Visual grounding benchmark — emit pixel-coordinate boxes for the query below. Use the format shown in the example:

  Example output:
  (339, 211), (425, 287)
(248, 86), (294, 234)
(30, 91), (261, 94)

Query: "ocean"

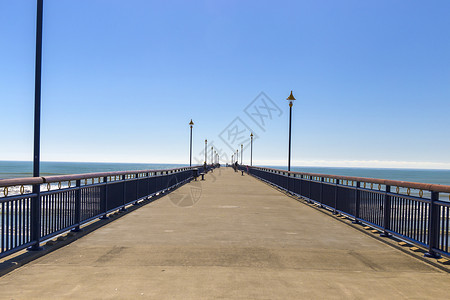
(1, 161), (450, 187)
(0, 161), (188, 180)
(265, 166), (450, 186)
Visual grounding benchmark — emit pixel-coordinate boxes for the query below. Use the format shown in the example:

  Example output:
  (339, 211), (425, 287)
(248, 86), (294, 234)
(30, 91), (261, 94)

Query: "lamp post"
(205, 139), (207, 164)
(30, 0), (44, 251)
(250, 133), (253, 166)
(236, 149), (239, 164)
(211, 146), (213, 165)
(189, 119), (194, 166)
(286, 91), (296, 173)
(241, 144), (243, 165)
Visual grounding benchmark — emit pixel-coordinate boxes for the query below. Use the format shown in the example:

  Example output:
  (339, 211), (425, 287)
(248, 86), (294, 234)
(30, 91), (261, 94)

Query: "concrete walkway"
(1, 168), (449, 299)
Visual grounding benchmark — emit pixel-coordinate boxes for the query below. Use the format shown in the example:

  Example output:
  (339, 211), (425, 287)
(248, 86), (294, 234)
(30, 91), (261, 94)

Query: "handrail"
(0, 164), (207, 259)
(250, 166), (450, 193)
(245, 165), (450, 258)
(0, 177), (44, 187)
(0, 165), (202, 187)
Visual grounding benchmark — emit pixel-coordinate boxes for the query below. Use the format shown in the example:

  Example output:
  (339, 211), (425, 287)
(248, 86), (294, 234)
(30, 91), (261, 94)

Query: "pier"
(1, 167), (450, 298)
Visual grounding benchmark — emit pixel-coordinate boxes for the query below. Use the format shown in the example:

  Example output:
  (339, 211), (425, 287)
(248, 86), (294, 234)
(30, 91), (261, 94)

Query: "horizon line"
(2, 159), (450, 171)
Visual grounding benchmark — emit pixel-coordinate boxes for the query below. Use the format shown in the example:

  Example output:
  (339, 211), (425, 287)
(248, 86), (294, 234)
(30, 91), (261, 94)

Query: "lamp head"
(286, 90), (296, 101)
(189, 119), (194, 127)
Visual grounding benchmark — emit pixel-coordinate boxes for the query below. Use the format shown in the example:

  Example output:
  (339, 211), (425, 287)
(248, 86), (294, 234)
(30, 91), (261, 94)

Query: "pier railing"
(0, 165), (206, 259)
(244, 166), (450, 258)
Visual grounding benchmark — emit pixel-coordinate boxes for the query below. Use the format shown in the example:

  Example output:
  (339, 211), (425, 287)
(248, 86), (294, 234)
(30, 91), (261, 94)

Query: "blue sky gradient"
(1, 0), (449, 168)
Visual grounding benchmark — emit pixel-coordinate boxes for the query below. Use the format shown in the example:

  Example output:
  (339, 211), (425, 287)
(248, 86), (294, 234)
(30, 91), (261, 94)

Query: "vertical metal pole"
(241, 144), (243, 165)
(100, 177), (109, 219)
(72, 179), (81, 232)
(121, 174), (127, 211)
(381, 185), (391, 237)
(211, 147), (213, 165)
(288, 102), (292, 173)
(425, 191), (441, 258)
(333, 179), (339, 214)
(308, 176), (311, 200)
(146, 172), (150, 199)
(319, 177), (324, 208)
(250, 136), (253, 166)
(29, 0), (44, 251)
(352, 182), (361, 224)
(205, 140), (207, 164)
(189, 126), (193, 167)
(299, 174), (303, 197)
(134, 173), (139, 205)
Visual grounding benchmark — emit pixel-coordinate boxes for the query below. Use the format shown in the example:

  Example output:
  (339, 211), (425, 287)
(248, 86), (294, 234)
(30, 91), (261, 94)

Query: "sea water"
(2, 161), (450, 186)
(0, 161), (188, 180)
(268, 166), (450, 186)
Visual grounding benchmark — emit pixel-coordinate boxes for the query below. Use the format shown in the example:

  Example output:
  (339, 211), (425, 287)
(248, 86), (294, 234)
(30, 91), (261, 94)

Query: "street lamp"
(30, 0), (44, 251)
(250, 133), (253, 166)
(236, 149), (239, 164)
(205, 139), (207, 164)
(286, 90), (296, 173)
(241, 144), (243, 165)
(189, 119), (194, 166)
(211, 146), (213, 165)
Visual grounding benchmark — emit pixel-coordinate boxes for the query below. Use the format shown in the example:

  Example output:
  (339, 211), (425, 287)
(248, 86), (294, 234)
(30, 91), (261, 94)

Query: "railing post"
(28, 183), (43, 251)
(286, 172), (290, 193)
(308, 176), (312, 202)
(72, 179), (81, 232)
(99, 176), (109, 220)
(299, 174), (303, 197)
(380, 185), (391, 237)
(352, 182), (361, 224)
(146, 172), (150, 199)
(425, 191), (441, 258)
(319, 177), (324, 208)
(134, 173), (139, 205)
(121, 174), (127, 211)
(333, 179), (339, 214)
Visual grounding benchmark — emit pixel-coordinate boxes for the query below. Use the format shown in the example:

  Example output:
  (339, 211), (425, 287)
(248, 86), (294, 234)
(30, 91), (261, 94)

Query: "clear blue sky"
(1, 0), (449, 168)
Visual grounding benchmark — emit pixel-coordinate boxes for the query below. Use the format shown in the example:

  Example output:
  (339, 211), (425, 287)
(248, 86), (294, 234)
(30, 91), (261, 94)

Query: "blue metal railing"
(243, 165), (450, 258)
(0, 165), (208, 259)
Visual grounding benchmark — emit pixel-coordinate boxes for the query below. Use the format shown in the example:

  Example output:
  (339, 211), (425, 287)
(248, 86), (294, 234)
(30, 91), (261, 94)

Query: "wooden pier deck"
(0, 168), (449, 299)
